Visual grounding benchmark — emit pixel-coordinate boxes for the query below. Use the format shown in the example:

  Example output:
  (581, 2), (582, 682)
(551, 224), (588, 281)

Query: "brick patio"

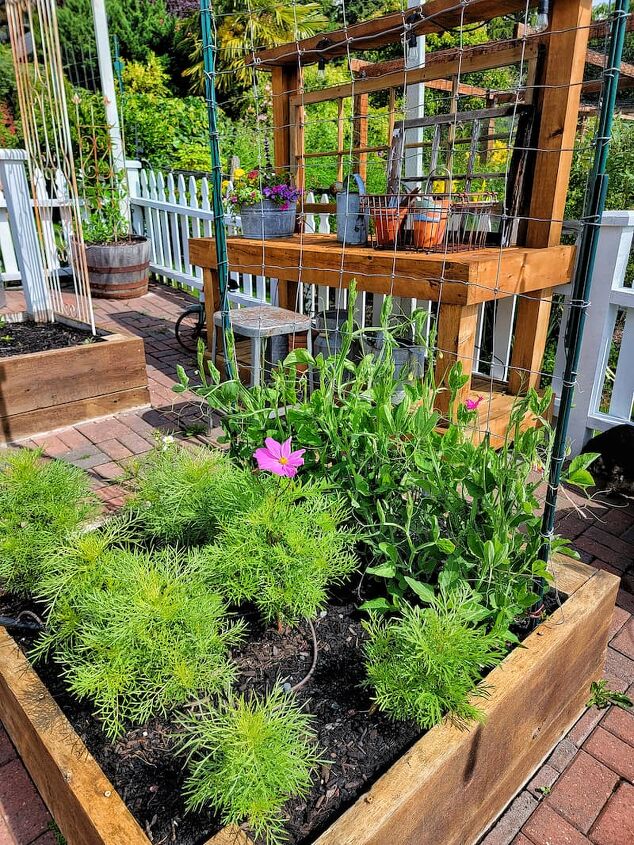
(0, 281), (633, 845)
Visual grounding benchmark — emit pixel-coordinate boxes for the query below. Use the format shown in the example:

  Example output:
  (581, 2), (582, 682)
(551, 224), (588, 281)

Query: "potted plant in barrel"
(228, 166), (301, 240)
(82, 173), (150, 300)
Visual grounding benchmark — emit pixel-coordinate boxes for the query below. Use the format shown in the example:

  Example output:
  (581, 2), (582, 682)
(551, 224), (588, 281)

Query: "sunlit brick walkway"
(0, 280), (633, 845)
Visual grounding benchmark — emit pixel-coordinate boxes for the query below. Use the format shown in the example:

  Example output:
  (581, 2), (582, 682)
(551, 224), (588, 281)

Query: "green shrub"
(0, 450), (99, 595)
(32, 517), (137, 659)
(193, 481), (357, 626)
(58, 547), (244, 738)
(363, 589), (508, 729)
(178, 687), (321, 845)
(126, 443), (255, 545)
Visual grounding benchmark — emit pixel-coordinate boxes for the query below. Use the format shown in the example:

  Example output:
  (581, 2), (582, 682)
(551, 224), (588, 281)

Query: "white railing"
(552, 210), (634, 454)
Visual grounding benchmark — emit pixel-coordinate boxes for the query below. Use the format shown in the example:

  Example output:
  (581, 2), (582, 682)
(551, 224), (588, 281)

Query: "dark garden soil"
(0, 321), (99, 358)
(0, 590), (564, 845)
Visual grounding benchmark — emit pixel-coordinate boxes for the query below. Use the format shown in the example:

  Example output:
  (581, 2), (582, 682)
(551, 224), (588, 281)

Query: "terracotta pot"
(372, 207), (408, 246)
(412, 199), (450, 250)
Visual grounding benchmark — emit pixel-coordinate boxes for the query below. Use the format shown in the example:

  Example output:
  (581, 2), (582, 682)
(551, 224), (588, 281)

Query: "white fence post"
(553, 209), (634, 454)
(0, 149), (51, 318)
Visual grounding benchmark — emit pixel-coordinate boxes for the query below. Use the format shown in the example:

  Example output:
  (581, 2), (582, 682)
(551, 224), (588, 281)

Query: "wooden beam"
(585, 47), (634, 78)
(250, 0), (539, 67)
(581, 75), (634, 95)
(290, 39), (537, 107)
(352, 58), (489, 97)
(352, 91), (369, 180)
(271, 66), (298, 174)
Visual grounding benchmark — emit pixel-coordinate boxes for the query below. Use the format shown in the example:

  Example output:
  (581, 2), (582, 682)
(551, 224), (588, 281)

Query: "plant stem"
(290, 618), (318, 694)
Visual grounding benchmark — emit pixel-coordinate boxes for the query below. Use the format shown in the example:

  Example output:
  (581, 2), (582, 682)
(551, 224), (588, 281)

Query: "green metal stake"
(200, 0), (237, 380)
(537, 0), (630, 589)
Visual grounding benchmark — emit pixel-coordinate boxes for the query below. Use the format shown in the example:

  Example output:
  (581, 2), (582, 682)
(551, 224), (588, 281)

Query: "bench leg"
(434, 302), (479, 417)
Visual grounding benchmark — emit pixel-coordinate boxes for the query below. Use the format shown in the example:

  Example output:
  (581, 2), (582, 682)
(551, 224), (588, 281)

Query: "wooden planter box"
(0, 557), (618, 845)
(0, 316), (149, 443)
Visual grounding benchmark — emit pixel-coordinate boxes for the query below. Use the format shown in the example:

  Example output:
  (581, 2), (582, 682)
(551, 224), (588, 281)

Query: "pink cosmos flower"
(465, 395), (485, 411)
(254, 437), (306, 478)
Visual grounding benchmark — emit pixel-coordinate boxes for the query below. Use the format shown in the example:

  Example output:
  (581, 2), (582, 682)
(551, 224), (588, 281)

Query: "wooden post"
(271, 66), (299, 177)
(509, 0), (593, 395)
(434, 303), (479, 415)
(352, 92), (369, 181)
(337, 98), (345, 183)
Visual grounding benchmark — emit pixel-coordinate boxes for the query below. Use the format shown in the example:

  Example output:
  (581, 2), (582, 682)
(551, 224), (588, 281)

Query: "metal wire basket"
(361, 191), (498, 253)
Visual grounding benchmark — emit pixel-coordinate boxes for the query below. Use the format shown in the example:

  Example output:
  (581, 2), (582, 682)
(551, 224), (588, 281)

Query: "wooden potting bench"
(190, 0), (596, 439)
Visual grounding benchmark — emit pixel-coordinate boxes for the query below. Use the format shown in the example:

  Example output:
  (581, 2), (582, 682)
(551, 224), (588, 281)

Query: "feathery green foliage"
(58, 547), (244, 738)
(126, 443), (255, 545)
(178, 688), (321, 845)
(0, 449), (99, 595)
(32, 517), (137, 659)
(363, 589), (508, 729)
(192, 481), (357, 625)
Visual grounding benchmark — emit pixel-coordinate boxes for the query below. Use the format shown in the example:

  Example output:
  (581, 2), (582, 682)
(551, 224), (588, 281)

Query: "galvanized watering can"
(336, 174), (369, 245)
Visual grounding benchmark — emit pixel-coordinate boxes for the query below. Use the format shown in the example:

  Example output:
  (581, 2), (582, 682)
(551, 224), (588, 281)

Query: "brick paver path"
(1, 281), (633, 845)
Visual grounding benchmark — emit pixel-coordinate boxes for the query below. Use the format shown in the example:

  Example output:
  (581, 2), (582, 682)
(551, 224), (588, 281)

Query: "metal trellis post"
(537, 0), (631, 586)
(200, 0), (237, 380)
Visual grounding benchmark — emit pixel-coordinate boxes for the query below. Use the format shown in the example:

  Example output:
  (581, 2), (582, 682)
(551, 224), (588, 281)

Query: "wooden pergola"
(191, 0), (610, 435)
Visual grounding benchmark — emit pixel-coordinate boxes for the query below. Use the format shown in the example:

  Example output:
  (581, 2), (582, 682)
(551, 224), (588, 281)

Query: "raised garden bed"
(0, 313), (149, 442)
(0, 556), (618, 845)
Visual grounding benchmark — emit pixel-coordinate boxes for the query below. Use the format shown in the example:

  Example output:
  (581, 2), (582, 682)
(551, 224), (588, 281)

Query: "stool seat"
(212, 305), (312, 387)
(213, 305), (311, 338)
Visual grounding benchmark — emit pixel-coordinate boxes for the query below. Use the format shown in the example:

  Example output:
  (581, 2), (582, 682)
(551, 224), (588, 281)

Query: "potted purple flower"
(228, 167), (301, 240)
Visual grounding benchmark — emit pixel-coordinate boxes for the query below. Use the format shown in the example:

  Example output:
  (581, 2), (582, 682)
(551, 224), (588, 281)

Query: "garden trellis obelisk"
(6, 0), (95, 331)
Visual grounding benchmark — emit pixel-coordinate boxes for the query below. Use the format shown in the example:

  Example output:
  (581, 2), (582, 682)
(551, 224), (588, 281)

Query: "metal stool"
(212, 305), (312, 386)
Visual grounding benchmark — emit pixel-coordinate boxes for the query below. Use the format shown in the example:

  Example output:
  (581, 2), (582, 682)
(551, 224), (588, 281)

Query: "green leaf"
(404, 577), (435, 604)
(367, 562), (397, 578)
(360, 597), (395, 613)
(283, 348), (315, 367)
(566, 468), (595, 489)
(436, 538), (456, 555)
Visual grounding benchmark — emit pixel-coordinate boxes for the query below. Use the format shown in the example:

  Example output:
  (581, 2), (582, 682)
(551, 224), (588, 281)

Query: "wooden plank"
(288, 40), (537, 106)
(271, 66), (299, 173)
(0, 388), (150, 444)
(0, 335), (148, 417)
(251, 0), (539, 66)
(585, 47), (634, 78)
(189, 237), (575, 306)
(434, 303), (479, 414)
(0, 628), (149, 845)
(352, 58), (488, 97)
(311, 563), (618, 845)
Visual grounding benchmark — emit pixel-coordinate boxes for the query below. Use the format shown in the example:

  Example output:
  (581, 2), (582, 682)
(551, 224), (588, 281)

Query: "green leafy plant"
(177, 286), (588, 627)
(125, 442), (256, 545)
(587, 680), (633, 711)
(363, 587), (508, 729)
(178, 687), (321, 845)
(192, 479), (357, 627)
(58, 547), (244, 738)
(32, 517), (137, 659)
(0, 450), (99, 595)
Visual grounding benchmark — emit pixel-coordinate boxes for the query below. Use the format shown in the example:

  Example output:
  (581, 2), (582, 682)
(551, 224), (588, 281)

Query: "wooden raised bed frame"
(0, 315), (149, 443)
(0, 557), (619, 845)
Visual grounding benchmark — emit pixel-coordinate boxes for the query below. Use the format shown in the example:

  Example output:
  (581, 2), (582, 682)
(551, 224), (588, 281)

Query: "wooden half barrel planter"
(85, 237), (150, 299)
(0, 314), (149, 442)
(0, 557), (618, 845)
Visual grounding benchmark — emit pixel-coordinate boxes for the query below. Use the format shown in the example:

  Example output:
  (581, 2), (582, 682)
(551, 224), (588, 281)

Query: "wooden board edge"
(0, 387), (151, 444)
(0, 628), (149, 845)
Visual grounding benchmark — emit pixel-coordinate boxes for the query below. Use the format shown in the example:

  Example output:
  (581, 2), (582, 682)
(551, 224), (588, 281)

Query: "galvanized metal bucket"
(336, 174), (369, 245)
(240, 199), (297, 239)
